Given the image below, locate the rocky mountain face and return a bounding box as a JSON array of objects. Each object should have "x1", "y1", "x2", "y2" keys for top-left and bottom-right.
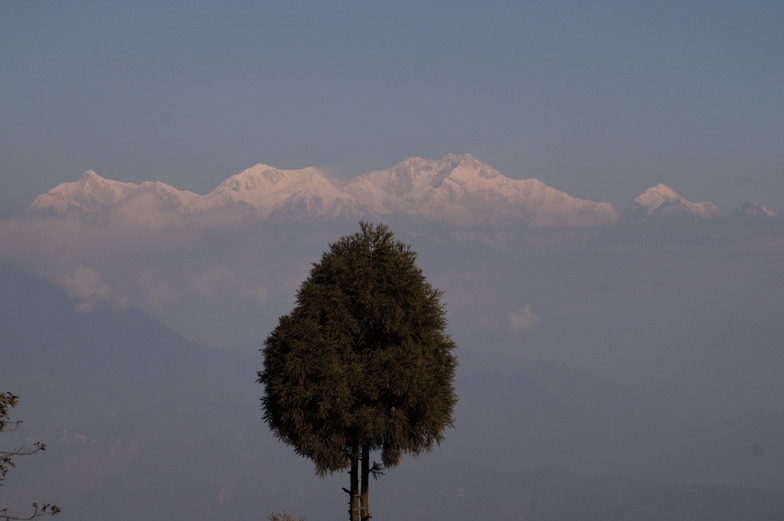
[{"x1": 29, "y1": 155, "x2": 619, "y2": 226}]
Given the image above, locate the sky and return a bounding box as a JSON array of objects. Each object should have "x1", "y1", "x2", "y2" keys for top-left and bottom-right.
[{"x1": 2, "y1": 0, "x2": 783, "y2": 214}]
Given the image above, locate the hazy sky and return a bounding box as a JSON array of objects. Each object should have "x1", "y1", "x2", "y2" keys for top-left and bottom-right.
[{"x1": 2, "y1": 1, "x2": 782, "y2": 213}]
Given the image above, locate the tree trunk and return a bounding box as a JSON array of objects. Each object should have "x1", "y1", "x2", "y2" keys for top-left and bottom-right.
[
  {"x1": 360, "y1": 444, "x2": 371, "y2": 521},
  {"x1": 348, "y1": 442, "x2": 360, "y2": 521}
]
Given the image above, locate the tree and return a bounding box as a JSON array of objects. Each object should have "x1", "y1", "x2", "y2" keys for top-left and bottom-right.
[
  {"x1": 258, "y1": 222, "x2": 457, "y2": 521},
  {"x1": 1, "y1": 393, "x2": 60, "y2": 521}
]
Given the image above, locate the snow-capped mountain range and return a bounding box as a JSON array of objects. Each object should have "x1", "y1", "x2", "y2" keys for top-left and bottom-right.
[{"x1": 29, "y1": 154, "x2": 771, "y2": 226}]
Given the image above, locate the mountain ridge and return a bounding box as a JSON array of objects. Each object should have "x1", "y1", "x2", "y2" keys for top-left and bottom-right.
[
  {"x1": 30, "y1": 155, "x2": 777, "y2": 227},
  {"x1": 30, "y1": 154, "x2": 620, "y2": 226}
]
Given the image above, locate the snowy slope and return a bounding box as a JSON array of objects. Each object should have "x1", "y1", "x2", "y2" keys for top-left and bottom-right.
[
  {"x1": 188, "y1": 164, "x2": 370, "y2": 220},
  {"x1": 28, "y1": 155, "x2": 618, "y2": 226},
  {"x1": 31, "y1": 170, "x2": 200, "y2": 214},
  {"x1": 623, "y1": 184, "x2": 720, "y2": 221},
  {"x1": 344, "y1": 154, "x2": 618, "y2": 226}
]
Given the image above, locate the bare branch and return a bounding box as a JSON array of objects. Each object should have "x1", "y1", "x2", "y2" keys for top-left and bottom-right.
[
  {"x1": 1, "y1": 502, "x2": 61, "y2": 521},
  {"x1": 1, "y1": 393, "x2": 61, "y2": 519}
]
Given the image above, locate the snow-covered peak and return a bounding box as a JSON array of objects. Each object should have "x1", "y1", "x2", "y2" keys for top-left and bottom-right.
[
  {"x1": 31, "y1": 170, "x2": 138, "y2": 214},
  {"x1": 346, "y1": 154, "x2": 617, "y2": 226},
  {"x1": 625, "y1": 184, "x2": 719, "y2": 220},
  {"x1": 211, "y1": 163, "x2": 324, "y2": 193},
  {"x1": 634, "y1": 183, "x2": 682, "y2": 208},
  {"x1": 31, "y1": 171, "x2": 200, "y2": 215},
  {"x1": 191, "y1": 164, "x2": 363, "y2": 220}
]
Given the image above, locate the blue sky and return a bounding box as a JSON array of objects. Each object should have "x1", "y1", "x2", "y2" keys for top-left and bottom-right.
[{"x1": 2, "y1": 0, "x2": 782, "y2": 213}]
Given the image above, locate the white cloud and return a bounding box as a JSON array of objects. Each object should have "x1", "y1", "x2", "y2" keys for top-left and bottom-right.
[
  {"x1": 507, "y1": 304, "x2": 541, "y2": 331},
  {"x1": 476, "y1": 316, "x2": 500, "y2": 328},
  {"x1": 59, "y1": 266, "x2": 127, "y2": 312},
  {"x1": 245, "y1": 285, "x2": 268, "y2": 301}
]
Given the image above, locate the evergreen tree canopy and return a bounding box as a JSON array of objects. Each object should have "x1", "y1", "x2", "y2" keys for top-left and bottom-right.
[{"x1": 258, "y1": 222, "x2": 457, "y2": 520}]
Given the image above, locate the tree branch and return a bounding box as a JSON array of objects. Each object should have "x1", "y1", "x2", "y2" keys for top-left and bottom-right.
[{"x1": 1, "y1": 502, "x2": 61, "y2": 521}]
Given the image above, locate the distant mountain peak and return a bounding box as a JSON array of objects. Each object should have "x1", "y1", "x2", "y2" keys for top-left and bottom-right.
[
  {"x1": 635, "y1": 183, "x2": 680, "y2": 205},
  {"x1": 31, "y1": 171, "x2": 198, "y2": 216},
  {"x1": 624, "y1": 184, "x2": 720, "y2": 221},
  {"x1": 190, "y1": 164, "x2": 360, "y2": 219},
  {"x1": 28, "y1": 155, "x2": 619, "y2": 226},
  {"x1": 733, "y1": 202, "x2": 779, "y2": 220},
  {"x1": 31, "y1": 170, "x2": 136, "y2": 214},
  {"x1": 344, "y1": 155, "x2": 617, "y2": 226}
]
